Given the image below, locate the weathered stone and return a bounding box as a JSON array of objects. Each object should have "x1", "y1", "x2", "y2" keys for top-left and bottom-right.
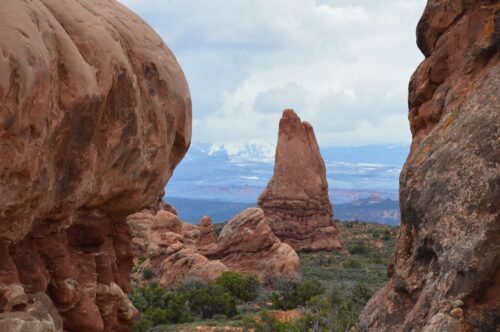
[
  {"x1": 451, "y1": 300, "x2": 464, "y2": 308},
  {"x1": 0, "y1": 0, "x2": 191, "y2": 330},
  {"x1": 258, "y1": 109, "x2": 342, "y2": 252},
  {"x1": 449, "y1": 308, "x2": 463, "y2": 319},
  {"x1": 358, "y1": 1, "x2": 499, "y2": 331},
  {"x1": 218, "y1": 208, "x2": 300, "y2": 282},
  {"x1": 129, "y1": 208, "x2": 300, "y2": 287},
  {"x1": 197, "y1": 216, "x2": 219, "y2": 255}
]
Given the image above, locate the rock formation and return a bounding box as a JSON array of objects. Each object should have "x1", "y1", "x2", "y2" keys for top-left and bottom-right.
[
  {"x1": 359, "y1": 1, "x2": 499, "y2": 331},
  {"x1": 258, "y1": 109, "x2": 342, "y2": 252},
  {"x1": 0, "y1": 0, "x2": 191, "y2": 331},
  {"x1": 127, "y1": 211, "x2": 228, "y2": 288},
  {"x1": 197, "y1": 216, "x2": 219, "y2": 255},
  {"x1": 218, "y1": 208, "x2": 300, "y2": 283},
  {"x1": 128, "y1": 208, "x2": 300, "y2": 287}
]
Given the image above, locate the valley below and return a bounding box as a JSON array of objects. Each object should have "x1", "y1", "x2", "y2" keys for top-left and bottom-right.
[{"x1": 129, "y1": 221, "x2": 398, "y2": 332}]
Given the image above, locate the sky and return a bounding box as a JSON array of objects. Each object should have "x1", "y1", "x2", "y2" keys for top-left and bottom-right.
[{"x1": 119, "y1": 0, "x2": 427, "y2": 147}]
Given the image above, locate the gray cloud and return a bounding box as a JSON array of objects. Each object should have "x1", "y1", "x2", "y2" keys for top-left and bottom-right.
[
  {"x1": 253, "y1": 83, "x2": 307, "y2": 114},
  {"x1": 119, "y1": 0, "x2": 426, "y2": 146}
]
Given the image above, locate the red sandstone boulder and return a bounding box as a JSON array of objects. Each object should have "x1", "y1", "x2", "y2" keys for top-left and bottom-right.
[
  {"x1": 218, "y1": 208, "x2": 300, "y2": 282},
  {"x1": 128, "y1": 208, "x2": 300, "y2": 287},
  {"x1": 127, "y1": 210, "x2": 227, "y2": 288},
  {"x1": 258, "y1": 109, "x2": 342, "y2": 252},
  {"x1": 0, "y1": 0, "x2": 191, "y2": 330},
  {"x1": 359, "y1": 1, "x2": 499, "y2": 331},
  {"x1": 197, "y1": 216, "x2": 219, "y2": 255}
]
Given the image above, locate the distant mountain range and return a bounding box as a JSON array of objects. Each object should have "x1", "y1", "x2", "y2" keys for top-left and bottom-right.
[
  {"x1": 167, "y1": 196, "x2": 401, "y2": 226},
  {"x1": 165, "y1": 142, "x2": 408, "y2": 224}
]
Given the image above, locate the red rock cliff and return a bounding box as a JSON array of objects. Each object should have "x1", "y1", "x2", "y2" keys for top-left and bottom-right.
[
  {"x1": 258, "y1": 109, "x2": 342, "y2": 252},
  {"x1": 359, "y1": 1, "x2": 499, "y2": 331},
  {"x1": 0, "y1": 0, "x2": 191, "y2": 331}
]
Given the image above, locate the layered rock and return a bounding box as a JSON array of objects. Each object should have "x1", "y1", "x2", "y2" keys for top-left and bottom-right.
[
  {"x1": 359, "y1": 1, "x2": 499, "y2": 331},
  {"x1": 258, "y1": 109, "x2": 342, "y2": 252},
  {"x1": 128, "y1": 208, "x2": 299, "y2": 287},
  {"x1": 197, "y1": 216, "x2": 219, "y2": 255},
  {"x1": 0, "y1": 0, "x2": 191, "y2": 331},
  {"x1": 127, "y1": 211, "x2": 228, "y2": 288},
  {"x1": 218, "y1": 208, "x2": 300, "y2": 283}
]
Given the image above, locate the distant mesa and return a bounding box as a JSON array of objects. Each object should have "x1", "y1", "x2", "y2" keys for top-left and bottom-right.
[{"x1": 258, "y1": 109, "x2": 343, "y2": 251}]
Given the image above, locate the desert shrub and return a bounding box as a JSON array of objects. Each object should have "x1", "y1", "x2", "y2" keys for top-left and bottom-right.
[
  {"x1": 215, "y1": 271, "x2": 260, "y2": 302},
  {"x1": 348, "y1": 241, "x2": 370, "y2": 255},
  {"x1": 213, "y1": 222, "x2": 225, "y2": 236},
  {"x1": 383, "y1": 230, "x2": 392, "y2": 241},
  {"x1": 129, "y1": 284, "x2": 193, "y2": 331},
  {"x1": 299, "y1": 282, "x2": 374, "y2": 332},
  {"x1": 243, "y1": 312, "x2": 305, "y2": 332},
  {"x1": 211, "y1": 314, "x2": 228, "y2": 321},
  {"x1": 343, "y1": 258, "x2": 362, "y2": 269},
  {"x1": 142, "y1": 268, "x2": 154, "y2": 279},
  {"x1": 185, "y1": 283, "x2": 237, "y2": 319},
  {"x1": 270, "y1": 277, "x2": 324, "y2": 310}
]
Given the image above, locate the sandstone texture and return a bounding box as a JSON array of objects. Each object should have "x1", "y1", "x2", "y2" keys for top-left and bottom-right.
[
  {"x1": 128, "y1": 208, "x2": 299, "y2": 287},
  {"x1": 127, "y1": 210, "x2": 228, "y2": 288},
  {"x1": 258, "y1": 109, "x2": 342, "y2": 252},
  {"x1": 0, "y1": 0, "x2": 191, "y2": 331},
  {"x1": 359, "y1": 1, "x2": 499, "y2": 331},
  {"x1": 218, "y1": 208, "x2": 300, "y2": 283}
]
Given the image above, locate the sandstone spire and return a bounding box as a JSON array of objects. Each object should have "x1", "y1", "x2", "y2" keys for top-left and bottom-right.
[{"x1": 258, "y1": 109, "x2": 342, "y2": 251}]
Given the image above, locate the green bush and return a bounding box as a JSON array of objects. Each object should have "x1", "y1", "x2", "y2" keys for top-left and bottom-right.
[
  {"x1": 343, "y1": 258, "x2": 362, "y2": 269},
  {"x1": 243, "y1": 312, "x2": 305, "y2": 332},
  {"x1": 348, "y1": 241, "x2": 370, "y2": 255},
  {"x1": 214, "y1": 271, "x2": 261, "y2": 302},
  {"x1": 298, "y1": 282, "x2": 374, "y2": 332},
  {"x1": 270, "y1": 277, "x2": 324, "y2": 310},
  {"x1": 142, "y1": 268, "x2": 154, "y2": 279},
  {"x1": 185, "y1": 283, "x2": 237, "y2": 319},
  {"x1": 211, "y1": 314, "x2": 228, "y2": 321},
  {"x1": 129, "y1": 284, "x2": 193, "y2": 331}
]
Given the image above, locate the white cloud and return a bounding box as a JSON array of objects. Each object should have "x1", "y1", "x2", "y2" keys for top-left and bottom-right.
[{"x1": 119, "y1": 0, "x2": 426, "y2": 146}]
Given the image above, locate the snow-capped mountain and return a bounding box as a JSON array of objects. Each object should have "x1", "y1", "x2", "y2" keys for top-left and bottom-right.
[
  {"x1": 165, "y1": 143, "x2": 409, "y2": 224},
  {"x1": 207, "y1": 140, "x2": 276, "y2": 163}
]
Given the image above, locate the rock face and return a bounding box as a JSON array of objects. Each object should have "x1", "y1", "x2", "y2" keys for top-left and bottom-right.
[
  {"x1": 127, "y1": 211, "x2": 228, "y2": 288},
  {"x1": 197, "y1": 216, "x2": 219, "y2": 255},
  {"x1": 0, "y1": 0, "x2": 191, "y2": 331},
  {"x1": 258, "y1": 109, "x2": 342, "y2": 252},
  {"x1": 218, "y1": 208, "x2": 300, "y2": 283},
  {"x1": 359, "y1": 1, "x2": 499, "y2": 331},
  {"x1": 128, "y1": 208, "x2": 299, "y2": 287}
]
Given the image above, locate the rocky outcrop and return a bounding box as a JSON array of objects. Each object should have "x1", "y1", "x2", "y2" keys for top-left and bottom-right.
[
  {"x1": 258, "y1": 109, "x2": 342, "y2": 252},
  {"x1": 197, "y1": 216, "x2": 219, "y2": 255},
  {"x1": 127, "y1": 211, "x2": 228, "y2": 288},
  {"x1": 218, "y1": 208, "x2": 300, "y2": 282},
  {"x1": 0, "y1": 0, "x2": 191, "y2": 331},
  {"x1": 359, "y1": 1, "x2": 499, "y2": 331},
  {"x1": 128, "y1": 208, "x2": 299, "y2": 287}
]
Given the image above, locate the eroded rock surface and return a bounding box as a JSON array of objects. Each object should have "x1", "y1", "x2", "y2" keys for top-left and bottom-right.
[
  {"x1": 359, "y1": 1, "x2": 499, "y2": 331},
  {"x1": 218, "y1": 208, "x2": 300, "y2": 282},
  {"x1": 258, "y1": 109, "x2": 342, "y2": 252},
  {"x1": 127, "y1": 211, "x2": 228, "y2": 288},
  {"x1": 197, "y1": 216, "x2": 219, "y2": 255},
  {"x1": 129, "y1": 208, "x2": 299, "y2": 287},
  {"x1": 0, "y1": 0, "x2": 191, "y2": 330}
]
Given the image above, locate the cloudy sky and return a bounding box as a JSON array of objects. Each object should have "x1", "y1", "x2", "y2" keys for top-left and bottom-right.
[{"x1": 120, "y1": 0, "x2": 427, "y2": 147}]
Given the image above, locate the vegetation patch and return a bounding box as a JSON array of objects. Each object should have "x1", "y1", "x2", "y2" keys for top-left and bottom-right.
[{"x1": 130, "y1": 221, "x2": 399, "y2": 331}]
